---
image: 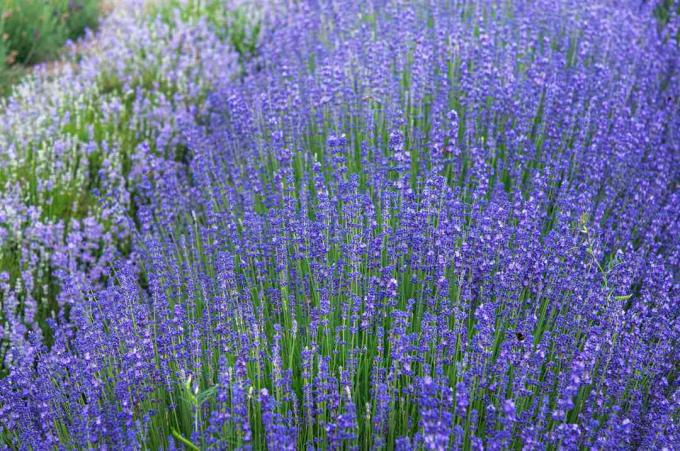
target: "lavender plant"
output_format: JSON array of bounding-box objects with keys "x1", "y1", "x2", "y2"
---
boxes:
[
  {"x1": 0, "y1": 0, "x2": 240, "y2": 369},
  {"x1": 1, "y1": 0, "x2": 678, "y2": 449}
]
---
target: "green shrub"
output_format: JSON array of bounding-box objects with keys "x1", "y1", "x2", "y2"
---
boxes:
[
  {"x1": 63, "y1": 0, "x2": 101, "y2": 41},
  {"x1": 0, "y1": 64, "x2": 23, "y2": 97},
  {"x1": 0, "y1": 0, "x2": 101, "y2": 93},
  {"x1": 1, "y1": 1, "x2": 60, "y2": 66}
]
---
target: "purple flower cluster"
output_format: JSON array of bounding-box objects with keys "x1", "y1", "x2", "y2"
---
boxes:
[{"x1": 1, "y1": 0, "x2": 678, "y2": 448}]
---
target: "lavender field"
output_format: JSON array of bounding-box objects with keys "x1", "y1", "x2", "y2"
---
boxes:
[{"x1": 0, "y1": 0, "x2": 678, "y2": 449}]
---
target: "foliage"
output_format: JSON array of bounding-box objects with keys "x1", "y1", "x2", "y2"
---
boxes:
[{"x1": 0, "y1": 0, "x2": 101, "y2": 95}]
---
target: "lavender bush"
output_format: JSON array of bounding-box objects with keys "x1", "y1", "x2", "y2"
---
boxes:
[
  {"x1": 0, "y1": 0, "x2": 246, "y2": 369},
  {"x1": 1, "y1": 0, "x2": 678, "y2": 449}
]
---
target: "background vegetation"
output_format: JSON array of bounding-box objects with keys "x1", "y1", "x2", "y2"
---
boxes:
[{"x1": 0, "y1": 0, "x2": 101, "y2": 95}]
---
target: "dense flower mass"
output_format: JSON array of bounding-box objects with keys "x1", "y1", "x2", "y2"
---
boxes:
[{"x1": 1, "y1": 0, "x2": 678, "y2": 449}]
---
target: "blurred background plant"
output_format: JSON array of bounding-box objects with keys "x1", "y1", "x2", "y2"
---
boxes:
[{"x1": 0, "y1": 0, "x2": 101, "y2": 95}]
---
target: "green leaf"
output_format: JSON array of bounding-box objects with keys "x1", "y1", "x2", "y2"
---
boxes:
[{"x1": 171, "y1": 429, "x2": 200, "y2": 451}]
